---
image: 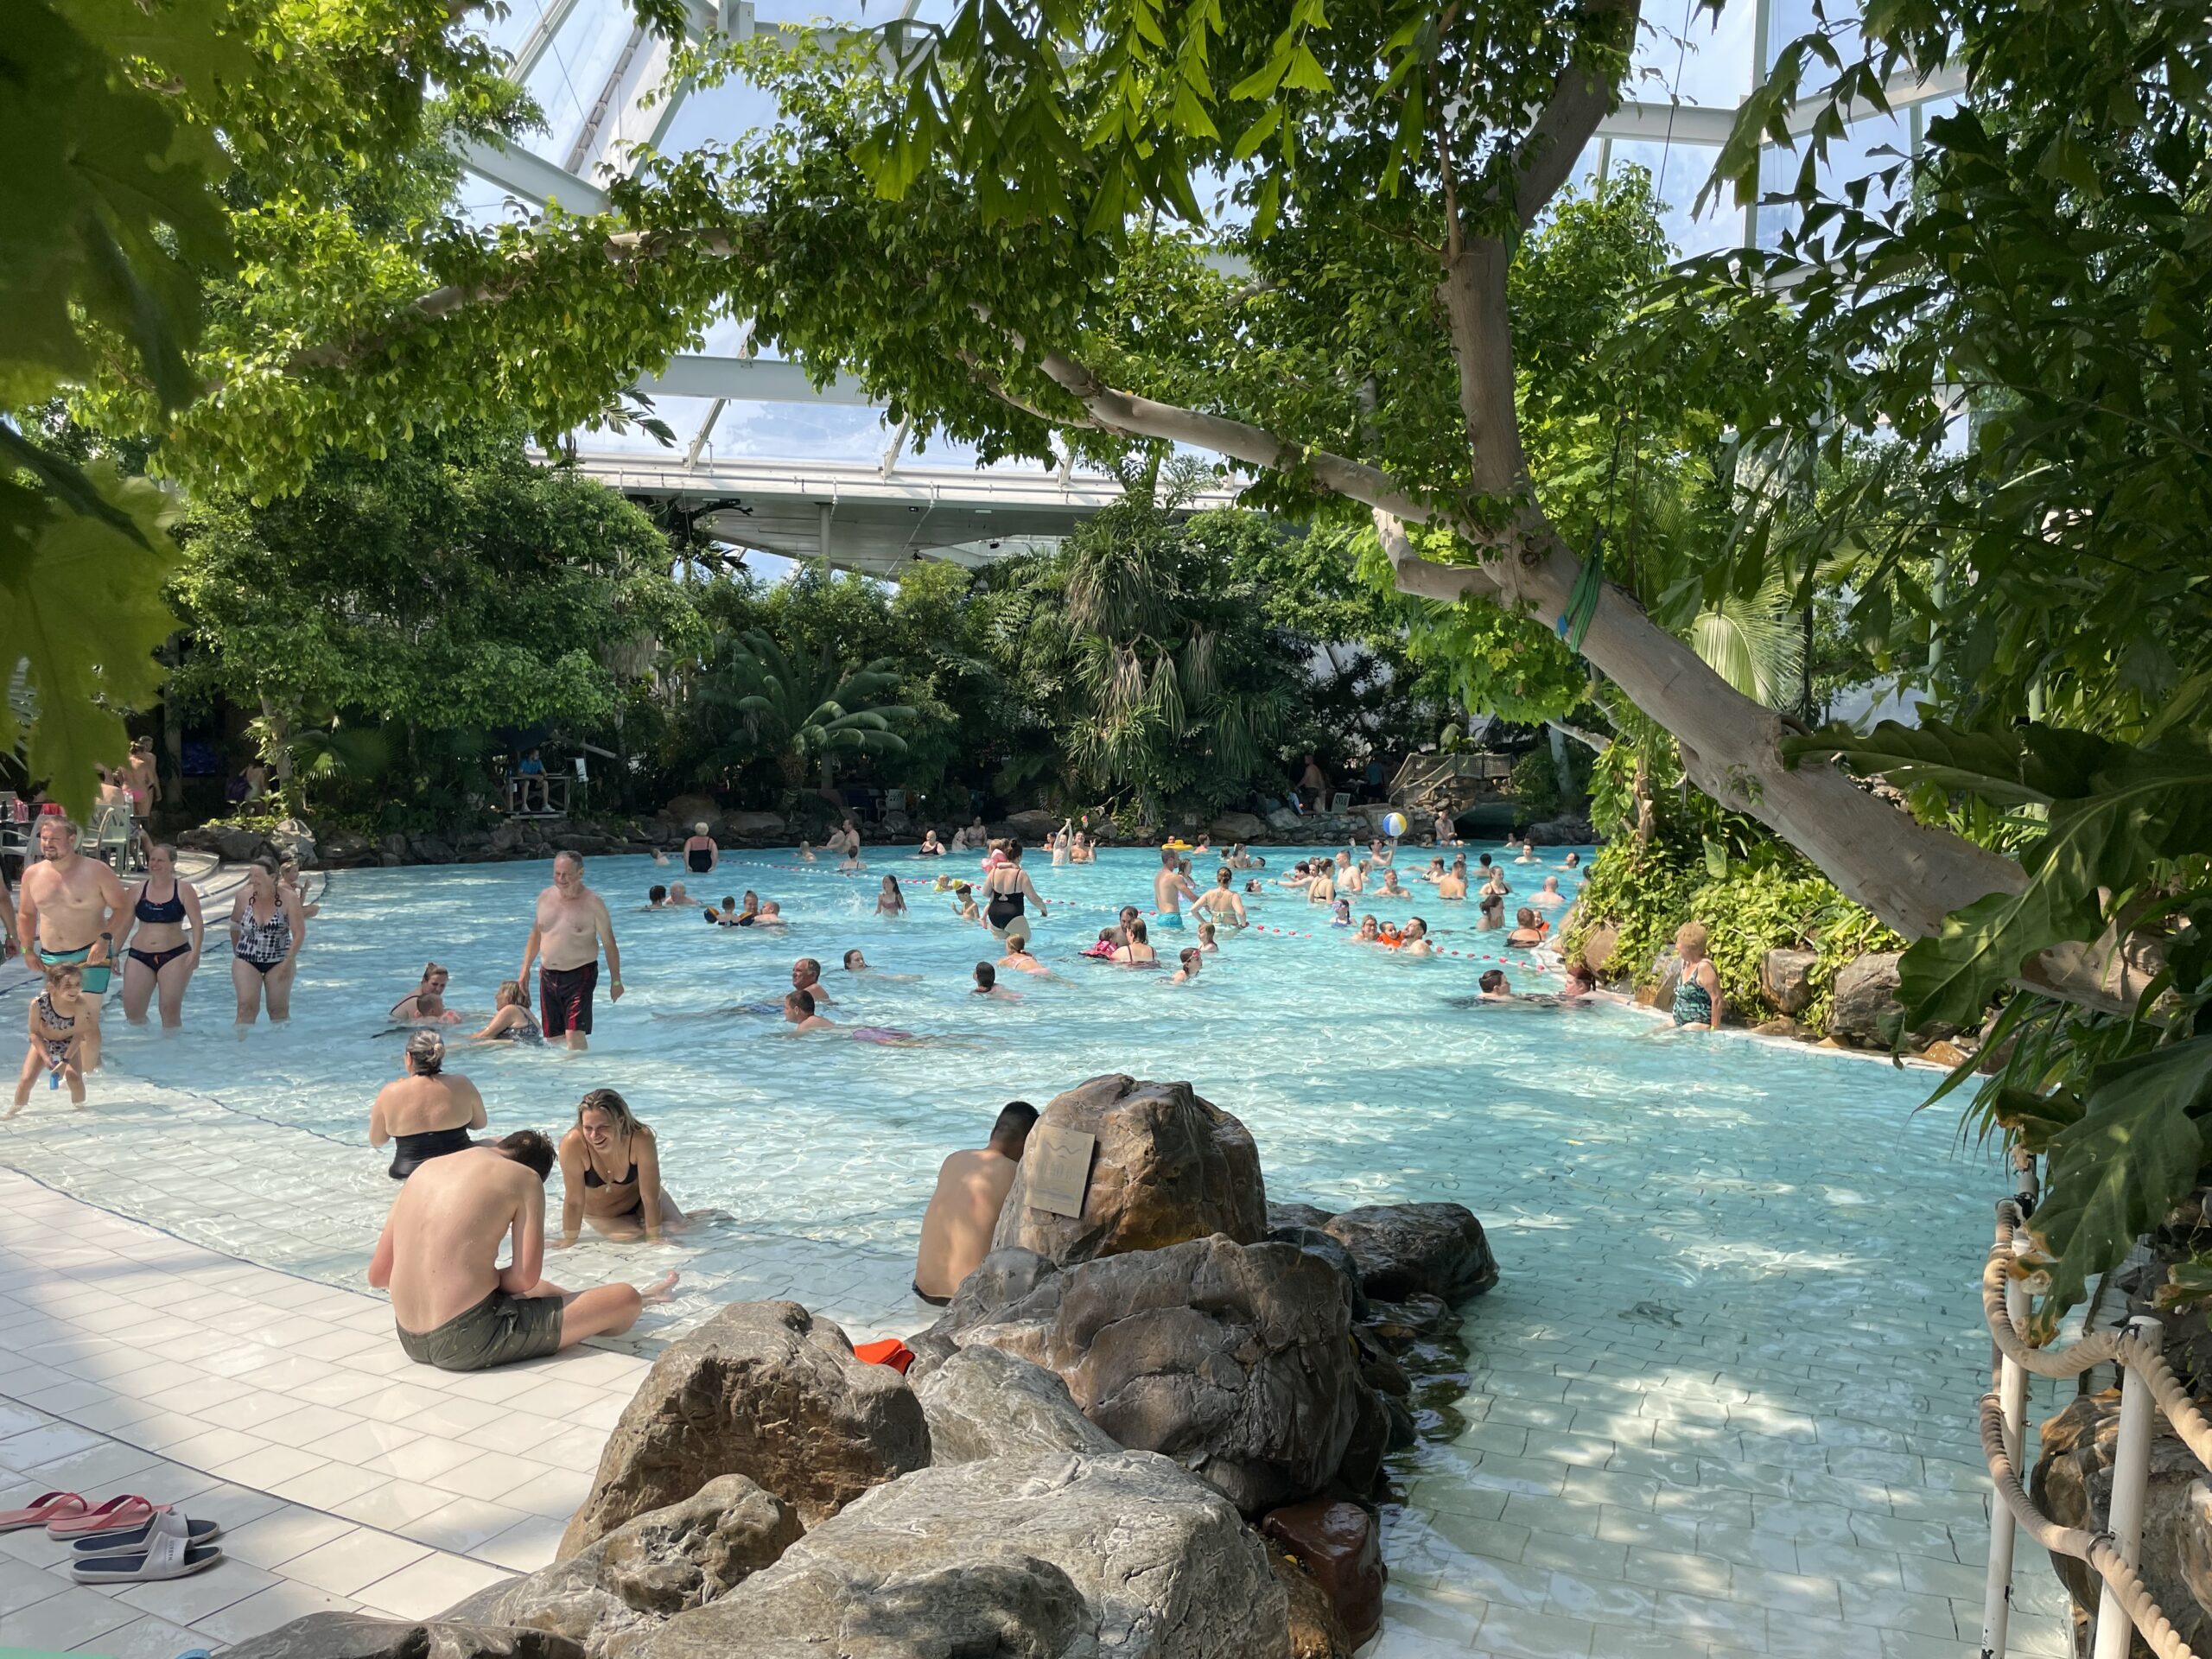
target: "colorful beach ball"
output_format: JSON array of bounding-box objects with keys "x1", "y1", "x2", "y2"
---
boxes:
[{"x1": 1381, "y1": 810, "x2": 1408, "y2": 840}]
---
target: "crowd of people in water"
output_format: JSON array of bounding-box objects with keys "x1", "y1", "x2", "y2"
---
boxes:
[{"x1": 0, "y1": 809, "x2": 1731, "y2": 1373}]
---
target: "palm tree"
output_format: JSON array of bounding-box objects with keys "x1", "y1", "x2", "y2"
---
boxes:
[{"x1": 701, "y1": 630, "x2": 913, "y2": 789}]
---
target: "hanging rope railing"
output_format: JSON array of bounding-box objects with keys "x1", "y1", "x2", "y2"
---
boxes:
[{"x1": 1979, "y1": 1181, "x2": 2208, "y2": 1659}]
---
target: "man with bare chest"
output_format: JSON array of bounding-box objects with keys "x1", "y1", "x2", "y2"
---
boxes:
[
  {"x1": 16, "y1": 817, "x2": 127, "y2": 1070},
  {"x1": 518, "y1": 853, "x2": 622, "y2": 1051}
]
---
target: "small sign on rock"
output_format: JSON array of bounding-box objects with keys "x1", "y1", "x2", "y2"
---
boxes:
[{"x1": 1025, "y1": 1125, "x2": 1096, "y2": 1218}]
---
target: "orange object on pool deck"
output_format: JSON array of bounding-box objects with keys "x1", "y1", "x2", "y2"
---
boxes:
[{"x1": 855, "y1": 1338, "x2": 914, "y2": 1373}]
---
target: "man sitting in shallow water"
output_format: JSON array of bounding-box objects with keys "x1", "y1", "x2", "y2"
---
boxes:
[
  {"x1": 367, "y1": 1131, "x2": 675, "y2": 1372},
  {"x1": 912, "y1": 1101, "x2": 1039, "y2": 1305}
]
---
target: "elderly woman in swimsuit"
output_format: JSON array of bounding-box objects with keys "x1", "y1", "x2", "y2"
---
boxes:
[
  {"x1": 115, "y1": 842, "x2": 203, "y2": 1028},
  {"x1": 981, "y1": 838, "x2": 1048, "y2": 944},
  {"x1": 368, "y1": 1032, "x2": 487, "y2": 1179},
  {"x1": 229, "y1": 861, "x2": 303, "y2": 1026},
  {"x1": 555, "y1": 1088, "x2": 685, "y2": 1244}
]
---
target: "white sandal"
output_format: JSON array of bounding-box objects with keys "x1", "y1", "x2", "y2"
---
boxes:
[{"x1": 71, "y1": 1511, "x2": 225, "y2": 1584}]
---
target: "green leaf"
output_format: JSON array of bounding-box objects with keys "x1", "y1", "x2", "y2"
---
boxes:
[{"x1": 2024, "y1": 1037, "x2": 2212, "y2": 1337}]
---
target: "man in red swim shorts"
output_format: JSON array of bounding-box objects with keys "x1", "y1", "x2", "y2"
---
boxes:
[{"x1": 518, "y1": 853, "x2": 623, "y2": 1051}]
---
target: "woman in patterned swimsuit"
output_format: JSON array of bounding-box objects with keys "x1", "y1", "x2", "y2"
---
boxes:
[{"x1": 229, "y1": 861, "x2": 302, "y2": 1027}]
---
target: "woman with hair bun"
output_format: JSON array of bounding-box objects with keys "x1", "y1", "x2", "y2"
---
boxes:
[{"x1": 368, "y1": 1029, "x2": 487, "y2": 1179}]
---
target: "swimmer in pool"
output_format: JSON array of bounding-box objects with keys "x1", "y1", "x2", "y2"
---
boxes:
[
  {"x1": 730, "y1": 891, "x2": 760, "y2": 925},
  {"x1": 1376, "y1": 868, "x2": 1410, "y2": 899},
  {"x1": 469, "y1": 981, "x2": 543, "y2": 1042},
  {"x1": 1399, "y1": 918, "x2": 1436, "y2": 956},
  {"x1": 972, "y1": 963, "x2": 1020, "y2": 1000},
  {"x1": 999, "y1": 938, "x2": 1053, "y2": 976},
  {"x1": 1082, "y1": 927, "x2": 1119, "y2": 960},
  {"x1": 791, "y1": 957, "x2": 835, "y2": 1006},
  {"x1": 1306, "y1": 864, "x2": 1336, "y2": 906},
  {"x1": 1559, "y1": 965, "x2": 1598, "y2": 1001},
  {"x1": 645, "y1": 885, "x2": 669, "y2": 910},
  {"x1": 1516, "y1": 839, "x2": 1540, "y2": 864},
  {"x1": 1565, "y1": 852, "x2": 1581, "y2": 869},
  {"x1": 798, "y1": 841, "x2": 816, "y2": 861},
  {"x1": 951, "y1": 883, "x2": 981, "y2": 923},
  {"x1": 1192, "y1": 868, "x2": 1248, "y2": 928},
  {"x1": 753, "y1": 901, "x2": 786, "y2": 926},
  {"x1": 668, "y1": 882, "x2": 690, "y2": 907},
  {"x1": 1113, "y1": 918, "x2": 1157, "y2": 965},
  {"x1": 1168, "y1": 947, "x2": 1202, "y2": 983},
  {"x1": 1533, "y1": 875, "x2": 1567, "y2": 907},
  {"x1": 1478, "y1": 968, "x2": 1516, "y2": 1000},
  {"x1": 844, "y1": 948, "x2": 921, "y2": 981},
  {"x1": 1355, "y1": 914, "x2": 1382, "y2": 943},
  {"x1": 1338, "y1": 858, "x2": 1366, "y2": 896},
  {"x1": 1420, "y1": 857, "x2": 1446, "y2": 883},
  {"x1": 1154, "y1": 848, "x2": 1195, "y2": 930},
  {"x1": 1508, "y1": 907, "x2": 1549, "y2": 949},
  {"x1": 1477, "y1": 892, "x2": 1505, "y2": 931},
  {"x1": 1196, "y1": 921, "x2": 1219, "y2": 953},
  {"x1": 1332, "y1": 898, "x2": 1352, "y2": 926},
  {"x1": 1244, "y1": 878, "x2": 1263, "y2": 895},
  {"x1": 783, "y1": 988, "x2": 835, "y2": 1031},
  {"x1": 878, "y1": 875, "x2": 907, "y2": 916},
  {"x1": 1436, "y1": 860, "x2": 1466, "y2": 900}
]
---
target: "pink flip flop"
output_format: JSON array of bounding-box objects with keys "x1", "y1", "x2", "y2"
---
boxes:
[
  {"x1": 0, "y1": 1491, "x2": 86, "y2": 1532},
  {"x1": 48, "y1": 1495, "x2": 166, "y2": 1538}
]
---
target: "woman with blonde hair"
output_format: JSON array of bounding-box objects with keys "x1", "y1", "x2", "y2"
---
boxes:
[
  {"x1": 469, "y1": 981, "x2": 542, "y2": 1042},
  {"x1": 229, "y1": 861, "x2": 302, "y2": 1026},
  {"x1": 1672, "y1": 923, "x2": 1724, "y2": 1031},
  {"x1": 556, "y1": 1088, "x2": 686, "y2": 1244}
]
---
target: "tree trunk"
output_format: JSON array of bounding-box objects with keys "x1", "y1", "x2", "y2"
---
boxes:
[
  {"x1": 257, "y1": 694, "x2": 297, "y2": 813},
  {"x1": 1382, "y1": 516, "x2": 2132, "y2": 1008}
]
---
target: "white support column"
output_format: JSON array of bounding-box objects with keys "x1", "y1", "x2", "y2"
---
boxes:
[
  {"x1": 2091, "y1": 1317, "x2": 2164, "y2": 1659},
  {"x1": 817, "y1": 501, "x2": 833, "y2": 566}
]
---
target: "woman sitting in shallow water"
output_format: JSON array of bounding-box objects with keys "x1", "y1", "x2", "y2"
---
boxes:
[
  {"x1": 556, "y1": 1088, "x2": 687, "y2": 1244},
  {"x1": 469, "y1": 981, "x2": 542, "y2": 1042},
  {"x1": 369, "y1": 1031, "x2": 486, "y2": 1179},
  {"x1": 389, "y1": 963, "x2": 461, "y2": 1024}
]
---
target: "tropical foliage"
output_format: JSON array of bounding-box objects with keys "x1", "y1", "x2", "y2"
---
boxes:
[
  {"x1": 169, "y1": 424, "x2": 701, "y2": 819},
  {"x1": 699, "y1": 632, "x2": 913, "y2": 788}
]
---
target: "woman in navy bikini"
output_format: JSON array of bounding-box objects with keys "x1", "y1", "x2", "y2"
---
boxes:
[{"x1": 114, "y1": 844, "x2": 204, "y2": 1028}]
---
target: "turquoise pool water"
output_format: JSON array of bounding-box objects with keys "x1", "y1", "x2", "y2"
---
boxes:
[
  {"x1": 89, "y1": 845, "x2": 1638, "y2": 1243},
  {"x1": 10, "y1": 844, "x2": 2054, "y2": 1652}
]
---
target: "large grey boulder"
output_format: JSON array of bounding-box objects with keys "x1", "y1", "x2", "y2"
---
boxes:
[
  {"x1": 1209, "y1": 811, "x2": 1267, "y2": 842},
  {"x1": 2034, "y1": 1390, "x2": 2212, "y2": 1656},
  {"x1": 913, "y1": 1344, "x2": 1120, "y2": 1465},
  {"x1": 1759, "y1": 948, "x2": 1816, "y2": 1014},
  {"x1": 635, "y1": 1452, "x2": 1286, "y2": 1659},
  {"x1": 448, "y1": 1477, "x2": 798, "y2": 1659},
  {"x1": 221, "y1": 1615, "x2": 582, "y2": 1659},
  {"x1": 1266, "y1": 1200, "x2": 1337, "y2": 1232},
  {"x1": 959, "y1": 1236, "x2": 1362, "y2": 1514},
  {"x1": 1322, "y1": 1203, "x2": 1498, "y2": 1304},
  {"x1": 1265, "y1": 1224, "x2": 1369, "y2": 1320},
  {"x1": 1828, "y1": 950, "x2": 1961, "y2": 1046},
  {"x1": 990, "y1": 1074, "x2": 1268, "y2": 1266},
  {"x1": 904, "y1": 1248, "x2": 1065, "y2": 1378},
  {"x1": 561, "y1": 1301, "x2": 928, "y2": 1554}
]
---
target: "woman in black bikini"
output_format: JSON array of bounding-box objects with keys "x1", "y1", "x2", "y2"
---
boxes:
[
  {"x1": 555, "y1": 1088, "x2": 686, "y2": 1244},
  {"x1": 982, "y1": 838, "x2": 1048, "y2": 944},
  {"x1": 229, "y1": 861, "x2": 302, "y2": 1026},
  {"x1": 115, "y1": 843, "x2": 204, "y2": 1028},
  {"x1": 367, "y1": 1031, "x2": 487, "y2": 1178}
]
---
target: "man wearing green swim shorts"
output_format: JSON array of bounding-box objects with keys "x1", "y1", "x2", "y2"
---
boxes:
[
  {"x1": 16, "y1": 817, "x2": 128, "y2": 1071},
  {"x1": 368, "y1": 1132, "x2": 677, "y2": 1372}
]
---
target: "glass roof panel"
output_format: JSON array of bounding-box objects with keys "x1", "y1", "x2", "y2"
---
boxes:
[
  {"x1": 650, "y1": 76, "x2": 787, "y2": 157},
  {"x1": 518, "y1": 3, "x2": 639, "y2": 162},
  {"x1": 1633, "y1": 0, "x2": 1756, "y2": 108}
]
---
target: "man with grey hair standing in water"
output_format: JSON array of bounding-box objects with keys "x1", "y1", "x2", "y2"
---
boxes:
[{"x1": 518, "y1": 852, "x2": 622, "y2": 1051}]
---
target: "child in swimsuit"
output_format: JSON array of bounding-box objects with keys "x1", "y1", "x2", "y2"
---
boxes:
[{"x1": 10, "y1": 964, "x2": 88, "y2": 1114}]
